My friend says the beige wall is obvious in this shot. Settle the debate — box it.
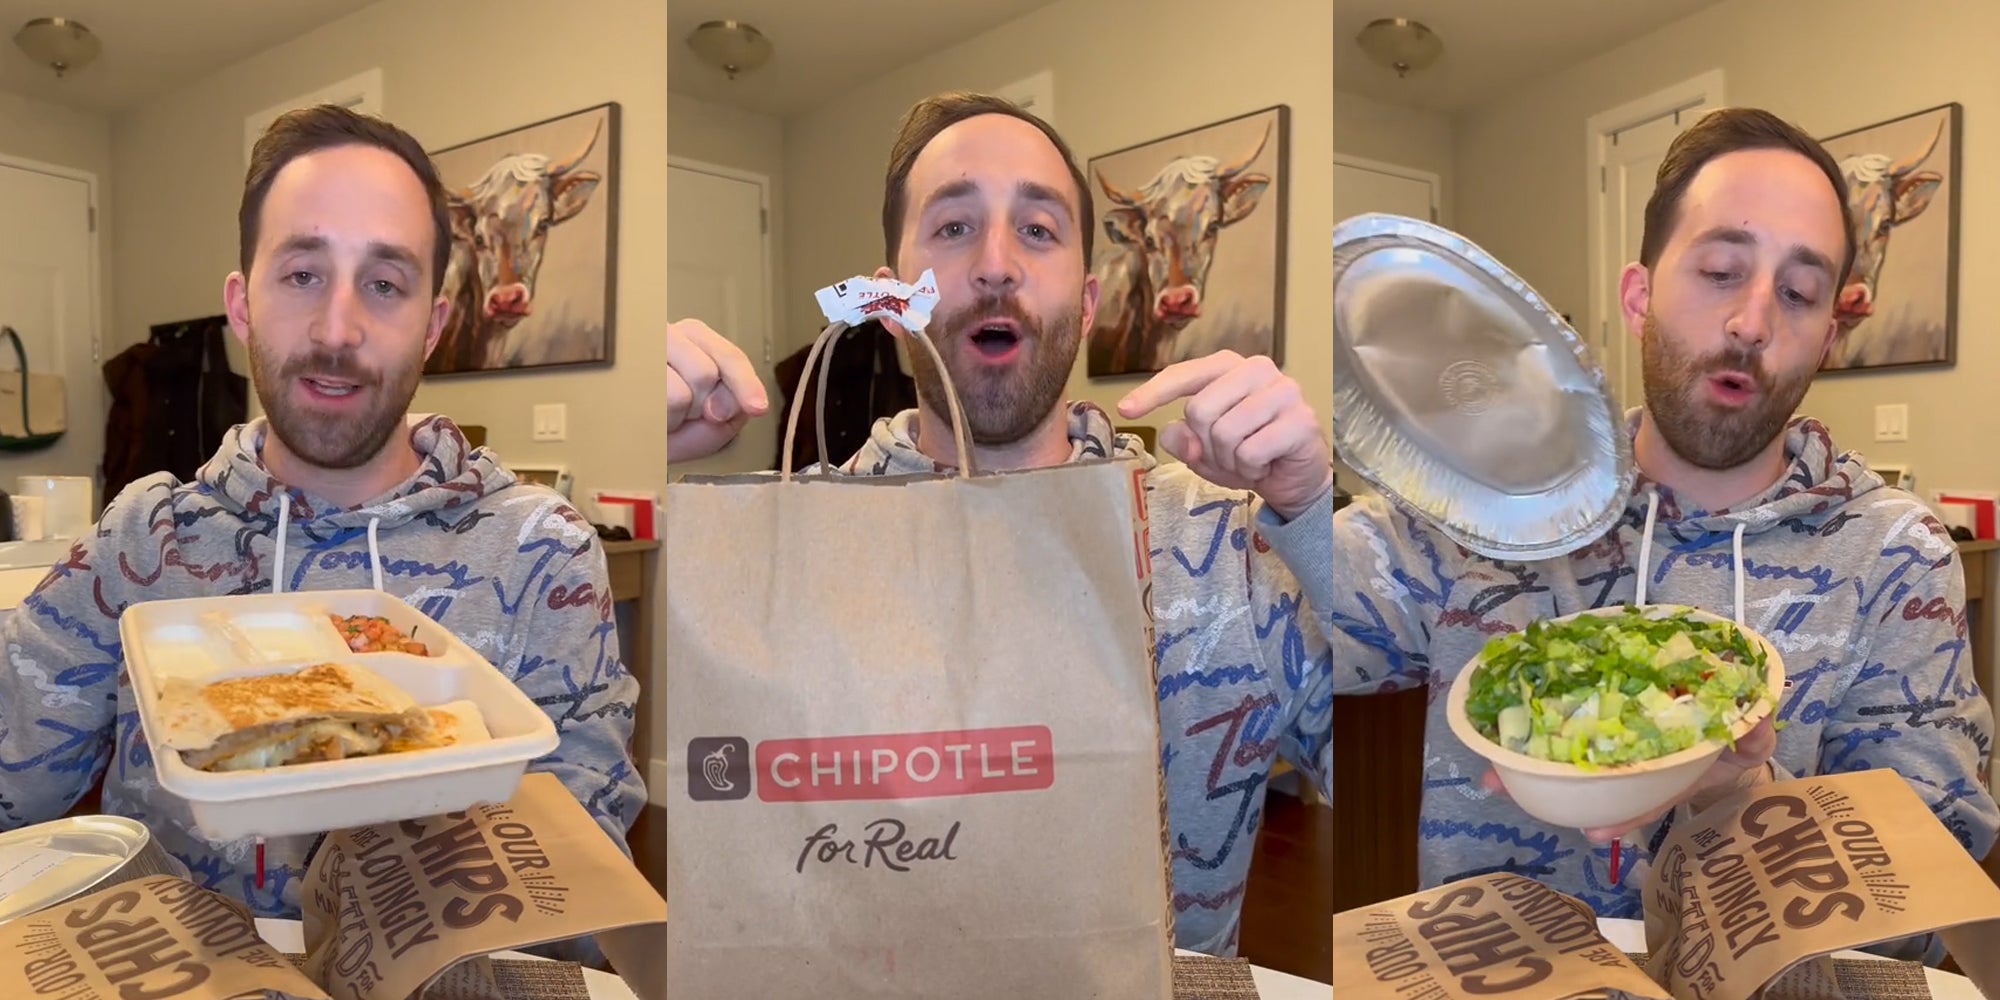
[1334,88,1455,224]
[0,90,116,488]
[665,92,787,476]
[110,0,669,786]
[780,0,1334,443]
[111,0,666,505]
[1453,0,1997,495]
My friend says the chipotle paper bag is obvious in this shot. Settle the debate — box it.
[301,772,667,1000]
[0,873,329,1000]
[664,318,1175,997]
[1333,872,1670,999]
[1642,766,2000,999]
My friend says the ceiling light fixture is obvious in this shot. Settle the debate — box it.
[13,17,100,79]
[1356,17,1442,79]
[686,20,772,81]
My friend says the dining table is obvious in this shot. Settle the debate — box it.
[1597,918,1979,999]
[256,921,1330,998]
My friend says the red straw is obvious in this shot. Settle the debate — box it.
[255,838,266,889]
[1610,840,1622,884]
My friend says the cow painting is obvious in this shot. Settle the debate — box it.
[1820,105,1960,372]
[1087,113,1284,378]
[1834,117,1944,334]
[427,106,617,376]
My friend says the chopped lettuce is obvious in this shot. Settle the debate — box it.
[1464,606,1773,771]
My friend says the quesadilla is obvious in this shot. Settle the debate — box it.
[156,662,439,772]
[382,700,491,754]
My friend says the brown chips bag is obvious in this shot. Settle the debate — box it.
[0,873,330,1000]
[1336,768,2000,999]
[1333,872,1670,999]
[300,772,667,1000]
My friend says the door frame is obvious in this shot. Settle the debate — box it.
[1333,152,1442,224]
[667,155,777,369]
[1584,69,1725,383]
[0,153,103,367]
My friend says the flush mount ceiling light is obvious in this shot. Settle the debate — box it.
[1356,17,1442,78]
[686,20,772,80]
[13,17,100,79]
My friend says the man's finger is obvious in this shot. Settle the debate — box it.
[1158,420,1203,468]
[666,367,695,432]
[1117,352,1241,419]
[673,320,769,414]
[668,418,745,464]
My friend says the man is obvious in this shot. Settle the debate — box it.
[0,106,644,923]
[1334,108,1996,963]
[665,91,1335,958]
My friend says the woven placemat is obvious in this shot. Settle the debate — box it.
[278,951,1266,998]
[1623,951,1931,1000]
[1173,954,1262,999]
[281,953,592,1000]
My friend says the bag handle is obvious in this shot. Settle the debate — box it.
[0,327,41,437]
[779,319,974,482]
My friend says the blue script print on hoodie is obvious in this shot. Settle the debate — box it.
[1334,413,1999,964]
[0,415,643,931]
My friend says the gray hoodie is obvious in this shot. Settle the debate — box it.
[827,400,1335,958]
[0,415,644,925]
[1334,413,1998,963]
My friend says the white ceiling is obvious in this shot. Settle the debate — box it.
[1336,0,1731,113]
[0,0,378,114]
[669,0,1065,118]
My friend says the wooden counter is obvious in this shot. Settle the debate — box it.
[1337,539,2000,914]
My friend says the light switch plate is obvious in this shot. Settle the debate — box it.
[532,403,567,442]
[1874,403,1908,443]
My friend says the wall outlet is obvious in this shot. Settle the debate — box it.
[532,403,567,442]
[1874,403,1909,443]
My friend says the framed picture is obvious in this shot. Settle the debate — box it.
[426,102,620,377]
[1818,102,1960,374]
[1085,104,1289,379]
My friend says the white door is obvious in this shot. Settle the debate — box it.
[0,161,98,495]
[1332,156,1439,500]
[1334,156,1439,225]
[667,161,773,478]
[1597,105,1715,412]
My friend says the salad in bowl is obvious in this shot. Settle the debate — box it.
[1445,604,1786,830]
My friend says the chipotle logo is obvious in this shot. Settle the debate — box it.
[685,726,1054,803]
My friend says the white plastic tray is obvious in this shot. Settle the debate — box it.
[119,589,558,841]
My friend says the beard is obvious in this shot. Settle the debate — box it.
[1638,312,1814,471]
[906,291,1082,446]
[248,331,422,471]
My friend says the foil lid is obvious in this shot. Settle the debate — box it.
[1332,213,1633,561]
[0,815,152,924]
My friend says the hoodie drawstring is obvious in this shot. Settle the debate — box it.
[1632,489,1747,625]
[273,500,290,595]
[261,500,384,889]
[1617,491,1747,887]
[367,518,384,591]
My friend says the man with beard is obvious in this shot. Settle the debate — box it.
[1335,107,1995,964]
[0,106,643,948]
[665,91,1335,959]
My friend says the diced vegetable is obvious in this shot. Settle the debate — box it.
[1464,607,1773,770]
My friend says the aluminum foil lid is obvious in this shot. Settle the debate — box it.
[1332,213,1633,561]
[0,815,152,924]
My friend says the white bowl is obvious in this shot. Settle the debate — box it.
[1445,604,1786,831]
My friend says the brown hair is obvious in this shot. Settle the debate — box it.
[882,91,1094,269]
[239,104,453,295]
[1641,107,1855,283]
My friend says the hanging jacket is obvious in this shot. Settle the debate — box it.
[771,321,915,471]
[102,317,249,501]
[0,415,644,945]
